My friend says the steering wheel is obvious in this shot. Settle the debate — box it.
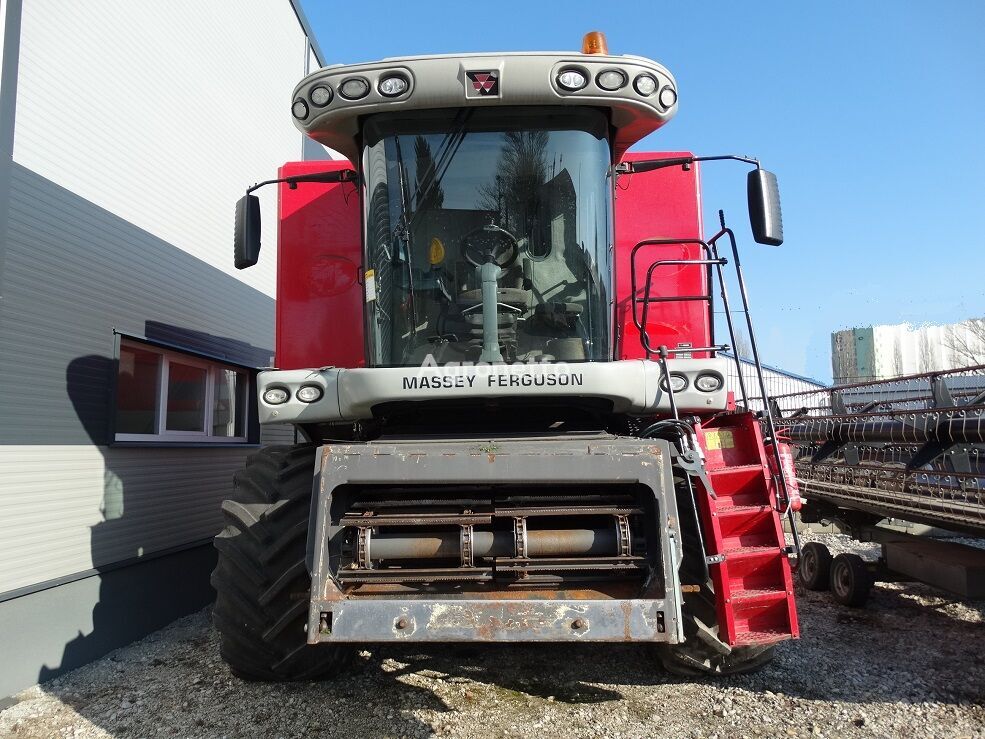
[462,223,519,269]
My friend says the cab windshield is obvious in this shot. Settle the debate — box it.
[362,107,612,367]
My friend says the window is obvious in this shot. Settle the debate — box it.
[115,340,251,443]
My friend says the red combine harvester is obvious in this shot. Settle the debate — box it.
[214,32,801,679]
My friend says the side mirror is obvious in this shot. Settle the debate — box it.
[234,194,261,269]
[747,169,783,246]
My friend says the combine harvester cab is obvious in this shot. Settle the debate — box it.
[212,32,800,681]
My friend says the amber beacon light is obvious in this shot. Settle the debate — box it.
[582,31,609,55]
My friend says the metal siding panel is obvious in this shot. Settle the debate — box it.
[0,544,217,698]
[0,163,275,444]
[0,2,321,588]
[0,445,249,594]
[260,424,297,446]
[12,1,312,299]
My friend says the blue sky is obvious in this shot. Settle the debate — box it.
[298,0,985,382]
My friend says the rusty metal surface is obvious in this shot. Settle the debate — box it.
[338,583,644,600]
[306,436,682,643]
[313,598,671,643]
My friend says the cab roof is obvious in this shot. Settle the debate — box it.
[291,51,678,163]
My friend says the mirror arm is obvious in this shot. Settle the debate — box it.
[619,154,760,175]
[245,168,358,195]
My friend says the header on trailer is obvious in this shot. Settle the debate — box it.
[289,33,679,162]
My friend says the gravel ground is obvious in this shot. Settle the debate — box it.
[2,533,983,739]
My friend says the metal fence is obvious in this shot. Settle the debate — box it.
[722,353,827,412]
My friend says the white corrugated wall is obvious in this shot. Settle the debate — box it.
[0,1,320,594]
[12,0,314,299]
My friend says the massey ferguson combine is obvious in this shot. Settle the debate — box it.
[212,32,801,680]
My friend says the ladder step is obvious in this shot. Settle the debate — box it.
[730,588,789,604]
[733,630,793,647]
[721,545,784,560]
[707,463,764,476]
[715,504,772,517]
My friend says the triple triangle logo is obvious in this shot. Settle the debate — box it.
[466,70,499,96]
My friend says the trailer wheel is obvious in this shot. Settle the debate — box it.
[657,641,776,677]
[829,553,872,607]
[799,542,832,591]
[211,444,353,681]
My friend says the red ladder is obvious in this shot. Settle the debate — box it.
[694,411,799,646]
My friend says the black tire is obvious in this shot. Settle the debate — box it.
[211,444,353,681]
[657,641,776,677]
[799,542,833,591]
[829,553,872,608]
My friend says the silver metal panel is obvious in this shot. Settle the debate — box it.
[257,358,730,424]
[320,598,669,643]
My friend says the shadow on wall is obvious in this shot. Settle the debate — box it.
[36,352,227,685]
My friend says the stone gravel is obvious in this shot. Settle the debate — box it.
[2,533,983,738]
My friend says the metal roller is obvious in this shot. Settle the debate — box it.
[366,528,618,561]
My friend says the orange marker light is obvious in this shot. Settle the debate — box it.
[582,31,609,55]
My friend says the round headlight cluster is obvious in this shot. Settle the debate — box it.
[695,373,724,392]
[596,69,626,91]
[263,387,290,405]
[634,74,657,96]
[661,373,689,393]
[658,86,678,109]
[296,385,323,403]
[557,68,588,91]
[339,77,370,100]
[291,99,309,120]
[379,75,409,97]
[310,85,333,107]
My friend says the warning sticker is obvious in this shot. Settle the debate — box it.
[365,269,376,302]
[704,429,735,450]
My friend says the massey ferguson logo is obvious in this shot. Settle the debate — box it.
[466,70,499,97]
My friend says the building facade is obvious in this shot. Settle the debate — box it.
[0,0,330,697]
[832,320,985,384]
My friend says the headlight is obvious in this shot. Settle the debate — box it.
[296,385,323,403]
[557,69,588,91]
[634,74,657,96]
[661,373,689,393]
[695,373,724,392]
[596,69,626,91]
[291,99,309,120]
[378,75,409,97]
[309,86,333,107]
[339,77,370,99]
[658,86,678,109]
[263,387,290,405]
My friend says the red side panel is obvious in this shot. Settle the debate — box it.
[276,160,364,369]
[613,151,712,360]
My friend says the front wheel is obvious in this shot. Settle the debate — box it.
[657,641,776,677]
[211,444,353,681]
